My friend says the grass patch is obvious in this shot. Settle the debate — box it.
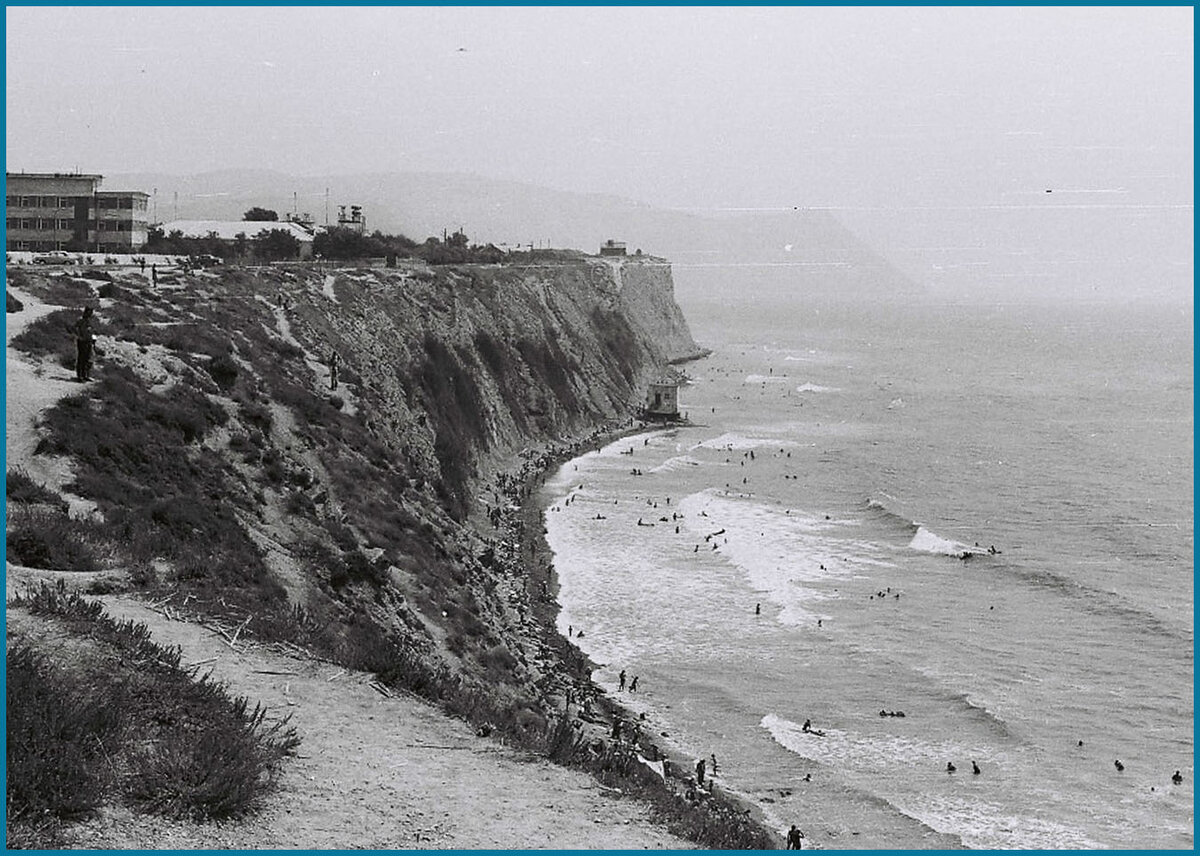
[6,506,100,571]
[6,644,124,826]
[7,585,300,846]
[10,307,79,369]
[35,366,284,610]
[6,468,68,511]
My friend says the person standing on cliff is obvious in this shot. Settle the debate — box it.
[328,348,340,390]
[618,669,627,691]
[73,307,96,382]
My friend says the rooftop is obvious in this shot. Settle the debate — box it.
[162,220,315,242]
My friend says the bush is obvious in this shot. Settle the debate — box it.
[207,353,239,390]
[6,644,124,823]
[6,468,68,511]
[9,584,301,826]
[128,697,299,820]
[10,308,79,368]
[7,289,24,313]
[6,506,99,571]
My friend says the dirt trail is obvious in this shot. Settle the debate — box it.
[4,287,92,511]
[5,284,690,850]
[48,598,688,849]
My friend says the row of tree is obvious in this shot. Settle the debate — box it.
[143,226,300,261]
[312,227,505,264]
[146,204,508,264]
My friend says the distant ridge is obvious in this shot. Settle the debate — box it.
[108,169,923,300]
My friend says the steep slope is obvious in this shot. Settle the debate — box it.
[7,256,779,848]
[6,254,699,724]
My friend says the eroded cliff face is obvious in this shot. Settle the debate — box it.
[295,255,700,517]
[257,255,701,718]
[9,255,699,727]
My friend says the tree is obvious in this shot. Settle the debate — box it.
[253,228,300,261]
[243,207,279,222]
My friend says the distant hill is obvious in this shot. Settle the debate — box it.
[107,169,923,302]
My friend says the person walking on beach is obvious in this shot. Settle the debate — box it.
[73,307,96,381]
[629,675,639,692]
[151,263,158,288]
[695,757,706,786]
[619,669,627,691]
[786,824,805,849]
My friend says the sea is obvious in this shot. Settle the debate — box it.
[542,291,1193,849]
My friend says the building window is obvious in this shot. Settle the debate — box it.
[58,219,71,230]
[6,196,17,207]
[59,197,73,208]
[20,218,33,229]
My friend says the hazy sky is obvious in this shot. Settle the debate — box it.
[6,6,1193,213]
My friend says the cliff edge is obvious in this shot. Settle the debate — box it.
[6,256,768,848]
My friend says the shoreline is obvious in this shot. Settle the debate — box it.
[506,419,782,850]
[503,416,967,852]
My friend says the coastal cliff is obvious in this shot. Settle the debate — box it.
[302,254,704,520]
[9,250,732,788]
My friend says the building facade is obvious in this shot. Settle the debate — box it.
[599,239,627,256]
[6,172,150,251]
[644,379,680,419]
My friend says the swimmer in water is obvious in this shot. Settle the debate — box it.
[1114,760,1125,772]
[972,761,981,775]
[946,762,956,773]
[1172,770,1183,785]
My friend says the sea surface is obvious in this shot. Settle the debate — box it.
[542,294,1193,849]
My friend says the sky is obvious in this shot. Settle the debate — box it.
[5,6,1193,213]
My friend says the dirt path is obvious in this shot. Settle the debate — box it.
[5,288,88,504]
[5,284,690,850]
[51,597,688,849]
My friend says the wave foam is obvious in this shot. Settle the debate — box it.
[692,432,798,452]
[745,374,791,384]
[649,454,704,474]
[908,526,970,556]
[795,382,840,393]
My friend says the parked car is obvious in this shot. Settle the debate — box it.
[190,254,223,268]
[33,251,76,265]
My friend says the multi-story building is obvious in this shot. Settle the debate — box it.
[5,172,150,251]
